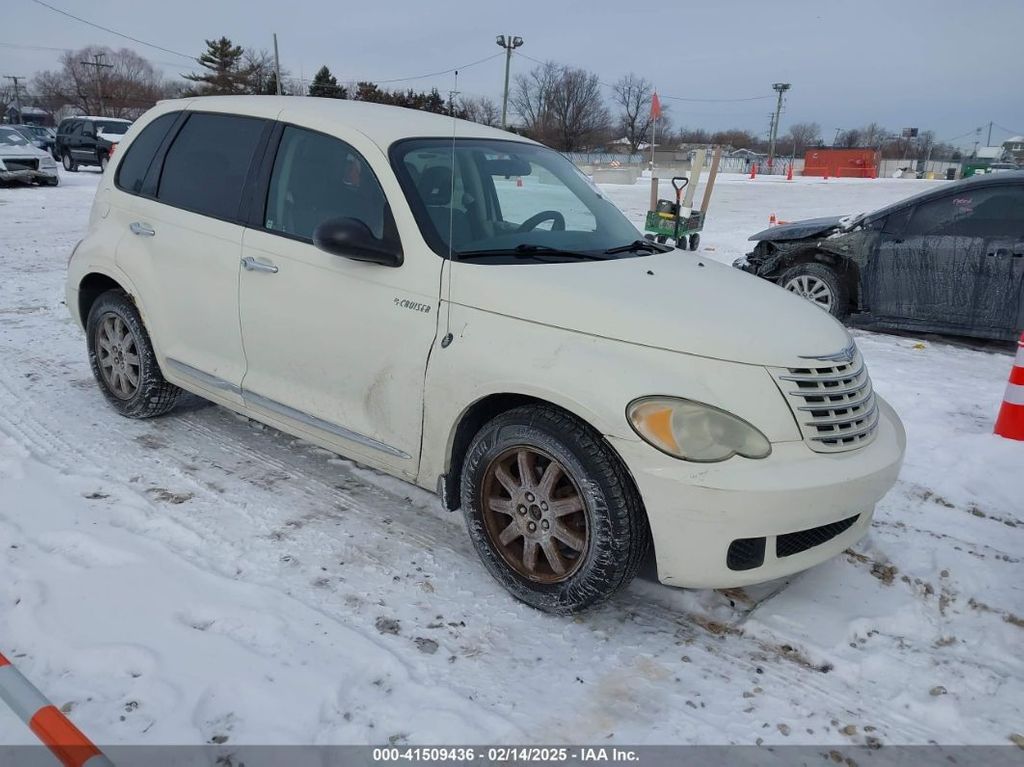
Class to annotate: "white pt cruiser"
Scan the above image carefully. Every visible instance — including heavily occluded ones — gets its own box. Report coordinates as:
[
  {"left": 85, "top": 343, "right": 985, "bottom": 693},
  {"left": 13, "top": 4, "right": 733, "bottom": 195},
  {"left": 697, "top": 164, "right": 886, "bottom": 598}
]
[{"left": 66, "top": 97, "right": 906, "bottom": 613}]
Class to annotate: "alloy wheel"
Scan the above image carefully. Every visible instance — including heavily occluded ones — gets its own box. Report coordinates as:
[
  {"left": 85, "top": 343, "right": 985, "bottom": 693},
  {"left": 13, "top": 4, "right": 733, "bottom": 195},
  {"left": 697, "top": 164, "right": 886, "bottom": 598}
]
[
  {"left": 95, "top": 313, "right": 141, "bottom": 400},
  {"left": 479, "top": 446, "right": 590, "bottom": 584},
  {"left": 785, "top": 274, "right": 834, "bottom": 311}
]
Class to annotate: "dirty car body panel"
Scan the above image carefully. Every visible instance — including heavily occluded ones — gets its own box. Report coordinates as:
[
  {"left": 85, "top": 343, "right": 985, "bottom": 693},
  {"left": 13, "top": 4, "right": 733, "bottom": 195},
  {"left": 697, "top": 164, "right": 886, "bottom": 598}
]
[{"left": 736, "top": 173, "right": 1024, "bottom": 342}]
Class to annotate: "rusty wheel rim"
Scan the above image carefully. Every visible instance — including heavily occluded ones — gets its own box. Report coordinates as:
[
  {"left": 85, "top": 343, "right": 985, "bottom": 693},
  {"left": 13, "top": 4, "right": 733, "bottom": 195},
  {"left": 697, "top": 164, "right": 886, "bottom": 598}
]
[{"left": 479, "top": 446, "right": 589, "bottom": 584}]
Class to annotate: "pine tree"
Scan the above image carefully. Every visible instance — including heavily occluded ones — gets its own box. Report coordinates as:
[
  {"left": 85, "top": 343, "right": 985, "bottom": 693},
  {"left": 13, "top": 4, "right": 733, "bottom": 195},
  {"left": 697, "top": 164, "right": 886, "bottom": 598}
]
[
  {"left": 309, "top": 65, "right": 346, "bottom": 99},
  {"left": 184, "top": 37, "right": 248, "bottom": 95}
]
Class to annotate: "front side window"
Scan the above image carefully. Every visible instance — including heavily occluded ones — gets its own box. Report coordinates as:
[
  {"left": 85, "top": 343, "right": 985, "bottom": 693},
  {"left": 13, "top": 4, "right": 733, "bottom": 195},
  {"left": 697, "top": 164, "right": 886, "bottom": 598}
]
[
  {"left": 264, "top": 126, "right": 387, "bottom": 241},
  {"left": 905, "top": 188, "right": 1024, "bottom": 239},
  {"left": 157, "top": 112, "right": 266, "bottom": 221},
  {"left": 391, "top": 138, "right": 641, "bottom": 259}
]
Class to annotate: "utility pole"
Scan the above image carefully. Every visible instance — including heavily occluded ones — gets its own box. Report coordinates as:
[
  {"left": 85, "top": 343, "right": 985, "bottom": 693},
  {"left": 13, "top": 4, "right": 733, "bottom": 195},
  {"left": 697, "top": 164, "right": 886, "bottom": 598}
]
[
  {"left": 272, "top": 33, "right": 282, "bottom": 95},
  {"left": 987, "top": 120, "right": 993, "bottom": 147},
  {"left": 495, "top": 34, "right": 523, "bottom": 129},
  {"left": 767, "top": 82, "right": 791, "bottom": 168},
  {"left": 3, "top": 75, "right": 24, "bottom": 123},
  {"left": 80, "top": 53, "right": 113, "bottom": 116}
]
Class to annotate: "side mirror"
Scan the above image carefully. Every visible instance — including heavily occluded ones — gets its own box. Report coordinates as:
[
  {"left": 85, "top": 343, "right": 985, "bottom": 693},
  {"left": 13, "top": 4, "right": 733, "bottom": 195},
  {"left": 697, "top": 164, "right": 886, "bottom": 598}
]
[{"left": 313, "top": 217, "right": 403, "bottom": 267}]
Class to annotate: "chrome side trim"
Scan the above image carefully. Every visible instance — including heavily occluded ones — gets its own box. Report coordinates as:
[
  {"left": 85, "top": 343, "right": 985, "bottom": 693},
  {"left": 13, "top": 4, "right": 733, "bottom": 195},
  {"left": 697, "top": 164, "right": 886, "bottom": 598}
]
[
  {"left": 242, "top": 389, "right": 412, "bottom": 460},
  {"left": 164, "top": 357, "right": 411, "bottom": 460},
  {"left": 165, "top": 357, "right": 241, "bottom": 395}
]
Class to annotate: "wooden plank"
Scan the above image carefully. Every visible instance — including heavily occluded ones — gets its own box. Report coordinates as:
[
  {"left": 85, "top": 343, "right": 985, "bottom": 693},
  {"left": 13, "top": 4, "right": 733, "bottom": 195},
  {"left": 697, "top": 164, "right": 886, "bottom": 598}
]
[
  {"left": 683, "top": 148, "right": 705, "bottom": 208},
  {"left": 700, "top": 145, "right": 723, "bottom": 216}
]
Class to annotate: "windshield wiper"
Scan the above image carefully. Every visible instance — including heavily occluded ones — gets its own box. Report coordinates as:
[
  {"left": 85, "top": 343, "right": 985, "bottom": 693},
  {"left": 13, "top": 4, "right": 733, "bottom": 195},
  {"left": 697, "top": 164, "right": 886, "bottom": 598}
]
[
  {"left": 604, "top": 239, "right": 670, "bottom": 255},
  {"left": 456, "top": 244, "right": 608, "bottom": 261}
]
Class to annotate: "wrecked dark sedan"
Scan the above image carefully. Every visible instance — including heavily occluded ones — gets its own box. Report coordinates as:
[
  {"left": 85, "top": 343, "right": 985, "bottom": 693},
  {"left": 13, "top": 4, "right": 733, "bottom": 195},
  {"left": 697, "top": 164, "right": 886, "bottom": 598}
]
[{"left": 735, "top": 172, "right": 1024, "bottom": 342}]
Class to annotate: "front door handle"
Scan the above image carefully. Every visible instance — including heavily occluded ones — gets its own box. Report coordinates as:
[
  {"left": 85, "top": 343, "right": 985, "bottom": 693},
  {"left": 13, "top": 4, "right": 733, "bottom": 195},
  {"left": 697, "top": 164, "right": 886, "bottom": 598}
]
[
  {"left": 241, "top": 256, "right": 279, "bottom": 274},
  {"left": 129, "top": 222, "right": 155, "bottom": 237}
]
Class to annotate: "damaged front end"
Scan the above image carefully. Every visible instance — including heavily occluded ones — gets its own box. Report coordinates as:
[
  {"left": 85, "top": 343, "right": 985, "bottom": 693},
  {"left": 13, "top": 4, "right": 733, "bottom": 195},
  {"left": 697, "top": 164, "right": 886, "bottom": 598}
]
[{"left": 734, "top": 214, "right": 863, "bottom": 278}]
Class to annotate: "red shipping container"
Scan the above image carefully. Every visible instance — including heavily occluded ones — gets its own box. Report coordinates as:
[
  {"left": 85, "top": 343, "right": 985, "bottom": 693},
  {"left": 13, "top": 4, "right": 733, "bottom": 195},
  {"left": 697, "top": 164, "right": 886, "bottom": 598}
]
[{"left": 803, "top": 148, "right": 880, "bottom": 178}]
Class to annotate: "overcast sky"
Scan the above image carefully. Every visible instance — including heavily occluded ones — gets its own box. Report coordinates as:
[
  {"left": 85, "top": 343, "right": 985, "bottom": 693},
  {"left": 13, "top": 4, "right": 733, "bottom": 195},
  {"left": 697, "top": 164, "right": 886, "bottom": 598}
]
[{"left": 5, "top": 0, "right": 1022, "bottom": 147}]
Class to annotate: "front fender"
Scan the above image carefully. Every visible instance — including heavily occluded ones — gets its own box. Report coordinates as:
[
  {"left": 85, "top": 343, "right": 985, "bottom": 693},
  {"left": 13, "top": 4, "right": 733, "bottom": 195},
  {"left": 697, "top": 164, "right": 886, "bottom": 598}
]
[{"left": 417, "top": 305, "right": 801, "bottom": 490}]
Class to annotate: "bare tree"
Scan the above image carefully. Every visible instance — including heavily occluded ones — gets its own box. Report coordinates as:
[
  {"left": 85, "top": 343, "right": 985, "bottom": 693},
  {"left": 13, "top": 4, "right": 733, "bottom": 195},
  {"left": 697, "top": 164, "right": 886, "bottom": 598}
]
[
  {"left": 33, "top": 46, "right": 172, "bottom": 119},
  {"left": 460, "top": 95, "right": 500, "bottom": 127},
  {"left": 511, "top": 62, "right": 610, "bottom": 151},
  {"left": 510, "top": 60, "right": 561, "bottom": 142},
  {"left": 611, "top": 73, "right": 668, "bottom": 153},
  {"left": 785, "top": 121, "right": 821, "bottom": 153}
]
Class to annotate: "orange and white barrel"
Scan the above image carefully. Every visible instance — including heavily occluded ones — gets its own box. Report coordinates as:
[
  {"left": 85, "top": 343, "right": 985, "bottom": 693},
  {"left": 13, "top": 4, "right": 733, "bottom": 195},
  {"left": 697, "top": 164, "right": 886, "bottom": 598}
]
[{"left": 994, "top": 333, "right": 1024, "bottom": 441}]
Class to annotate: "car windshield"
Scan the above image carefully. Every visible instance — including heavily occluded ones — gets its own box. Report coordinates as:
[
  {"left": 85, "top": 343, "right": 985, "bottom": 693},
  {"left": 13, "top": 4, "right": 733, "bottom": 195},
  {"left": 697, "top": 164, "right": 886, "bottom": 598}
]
[
  {"left": 392, "top": 138, "right": 645, "bottom": 260},
  {"left": 0, "top": 128, "right": 30, "bottom": 147},
  {"left": 95, "top": 121, "right": 130, "bottom": 135}
]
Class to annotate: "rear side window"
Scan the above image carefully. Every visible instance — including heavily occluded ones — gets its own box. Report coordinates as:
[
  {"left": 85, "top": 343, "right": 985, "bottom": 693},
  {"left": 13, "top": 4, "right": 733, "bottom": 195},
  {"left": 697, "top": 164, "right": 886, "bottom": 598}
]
[
  {"left": 157, "top": 113, "right": 265, "bottom": 222},
  {"left": 906, "top": 187, "right": 1024, "bottom": 238},
  {"left": 115, "top": 113, "right": 178, "bottom": 195}
]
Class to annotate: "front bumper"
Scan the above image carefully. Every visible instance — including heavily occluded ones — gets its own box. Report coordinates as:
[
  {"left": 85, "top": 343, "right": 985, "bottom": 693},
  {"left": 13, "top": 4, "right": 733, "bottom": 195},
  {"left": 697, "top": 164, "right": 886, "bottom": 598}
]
[
  {"left": 609, "top": 396, "right": 905, "bottom": 589},
  {"left": 0, "top": 165, "right": 58, "bottom": 183}
]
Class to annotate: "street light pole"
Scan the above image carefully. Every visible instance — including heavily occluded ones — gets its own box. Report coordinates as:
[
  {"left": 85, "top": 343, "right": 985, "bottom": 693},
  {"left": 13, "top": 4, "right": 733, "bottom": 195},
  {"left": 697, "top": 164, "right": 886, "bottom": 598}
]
[
  {"left": 768, "top": 82, "right": 791, "bottom": 169},
  {"left": 496, "top": 34, "right": 523, "bottom": 130}
]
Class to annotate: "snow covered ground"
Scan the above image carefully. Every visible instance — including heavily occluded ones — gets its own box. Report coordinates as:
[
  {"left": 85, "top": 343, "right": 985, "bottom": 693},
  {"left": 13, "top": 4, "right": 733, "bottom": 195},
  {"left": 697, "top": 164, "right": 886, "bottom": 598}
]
[{"left": 0, "top": 170, "right": 1021, "bottom": 748}]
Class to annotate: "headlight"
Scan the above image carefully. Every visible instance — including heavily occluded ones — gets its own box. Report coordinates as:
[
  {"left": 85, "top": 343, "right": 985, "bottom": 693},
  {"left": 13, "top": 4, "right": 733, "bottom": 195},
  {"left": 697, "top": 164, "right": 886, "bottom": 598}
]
[{"left": 627, "top": 397, "right": 771, "bottom": 462}]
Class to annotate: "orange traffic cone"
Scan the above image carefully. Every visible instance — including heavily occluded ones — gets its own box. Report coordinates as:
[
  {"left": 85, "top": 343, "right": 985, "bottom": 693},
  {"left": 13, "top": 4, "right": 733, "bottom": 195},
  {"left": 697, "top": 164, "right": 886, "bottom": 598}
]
[
  {"left": 769, "top": 213, "right": 777, "bottom": 226},
  {"left": 786, "top": 164, "right": 794, "bottom": 181},
  {"left": 750, "top": 163, "right": 758, "bottom": 180},
  {"left": 995, "top": 333, "right": 1024, "bottom": 441}
]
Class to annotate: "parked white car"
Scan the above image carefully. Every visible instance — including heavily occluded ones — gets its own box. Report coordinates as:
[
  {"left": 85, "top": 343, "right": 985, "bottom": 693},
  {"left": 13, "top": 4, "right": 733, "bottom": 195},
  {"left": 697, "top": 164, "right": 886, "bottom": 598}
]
[
  {"left": 0, "top": 126, "right": 59, "bottom": 186},
  {"left": 66, "top": 97, "right": 906, "bottom": 612}
]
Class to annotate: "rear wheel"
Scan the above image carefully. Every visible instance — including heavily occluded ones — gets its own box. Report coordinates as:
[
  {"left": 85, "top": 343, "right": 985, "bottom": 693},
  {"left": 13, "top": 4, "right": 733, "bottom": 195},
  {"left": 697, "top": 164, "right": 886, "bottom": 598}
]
[
  {"left": 688, "top": 233, "right": 700, "bottom": 251},
  {"left": 460, "top": 405, "right": 649, "bottom": 613},
  {"left": 62, "top": 151, "right": 78, "bottom": 172},
  {"left": 781, "top": 261, "right": 848, "bottom": 319},
  {"left": 86, "top": 290, "right": 181, "bottom": 418}
]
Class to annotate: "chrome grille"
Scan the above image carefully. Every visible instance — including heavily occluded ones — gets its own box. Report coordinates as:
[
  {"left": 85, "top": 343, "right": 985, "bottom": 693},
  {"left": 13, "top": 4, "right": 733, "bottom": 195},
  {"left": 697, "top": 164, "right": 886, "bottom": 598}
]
[{"left": 775, "top": 350, "right": 878, "bottom": 452}]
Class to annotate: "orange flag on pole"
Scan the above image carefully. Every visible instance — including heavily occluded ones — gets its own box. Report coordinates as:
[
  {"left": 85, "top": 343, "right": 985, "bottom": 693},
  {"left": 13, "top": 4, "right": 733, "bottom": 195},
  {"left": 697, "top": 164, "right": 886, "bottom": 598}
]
[{"left": 650, "top": 92, "right": 662, "bottom": 120}]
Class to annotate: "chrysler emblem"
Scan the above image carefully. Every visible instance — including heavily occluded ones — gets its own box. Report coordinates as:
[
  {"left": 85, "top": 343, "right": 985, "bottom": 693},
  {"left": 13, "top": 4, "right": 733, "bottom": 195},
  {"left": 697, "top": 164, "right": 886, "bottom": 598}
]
[{"left": 800, "top": 342, "right": 857, "bottom": 364}]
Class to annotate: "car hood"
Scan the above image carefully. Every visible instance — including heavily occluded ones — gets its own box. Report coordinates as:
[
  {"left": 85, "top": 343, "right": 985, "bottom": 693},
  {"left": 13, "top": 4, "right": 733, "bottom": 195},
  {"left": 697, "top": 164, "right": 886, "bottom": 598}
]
[
  {"left": 748, "top": 215, "right": 847, "bottom": 242},
  {"left": 0, "top": 143, "right": 49, "bottom": 159},
  {"left": 451, "top": 251, "right": 852, "bottom": 368}
]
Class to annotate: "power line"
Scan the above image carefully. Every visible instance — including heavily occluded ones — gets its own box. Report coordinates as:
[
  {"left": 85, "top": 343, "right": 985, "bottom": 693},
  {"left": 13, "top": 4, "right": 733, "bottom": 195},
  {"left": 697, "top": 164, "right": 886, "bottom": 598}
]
[{"left": 28, "top": 0, "right": 196, "bottom": 61}]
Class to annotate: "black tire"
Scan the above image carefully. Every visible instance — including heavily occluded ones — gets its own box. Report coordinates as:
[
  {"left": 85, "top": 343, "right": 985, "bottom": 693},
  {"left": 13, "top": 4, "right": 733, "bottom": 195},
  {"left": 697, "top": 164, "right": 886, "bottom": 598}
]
[
  {"left": 779, "top": 261, "right": 849, "bottom": 319},
  {"left": 460, "top": 405, "right": 650, "bottom": 614},
  {"left": 688, "top": 233, "right": 700, "bottom": 251},
  {"left": 62, "top": 151, "right": 78, "bottom": 172},
  {"left": 86, "top": 290, "right": 181, "bottom": 418},
  {"left": 41, "top": 177, "right": 59, "bottom": 187}
]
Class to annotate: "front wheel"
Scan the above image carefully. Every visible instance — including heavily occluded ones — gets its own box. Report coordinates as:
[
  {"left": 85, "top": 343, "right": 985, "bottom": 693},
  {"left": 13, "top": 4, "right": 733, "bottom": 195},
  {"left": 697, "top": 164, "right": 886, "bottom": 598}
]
[
  {"left": 86, "top": 290, "right": 182, "bottom": 418},
  {"left": 780, "top": 261, "right": 848, "bottom": 319},
  {"left": 460, "top": 405, "right": 650, "bottom": 613},
  {"left": 62, "top": 151, "right": 78, "bottom": 172}
]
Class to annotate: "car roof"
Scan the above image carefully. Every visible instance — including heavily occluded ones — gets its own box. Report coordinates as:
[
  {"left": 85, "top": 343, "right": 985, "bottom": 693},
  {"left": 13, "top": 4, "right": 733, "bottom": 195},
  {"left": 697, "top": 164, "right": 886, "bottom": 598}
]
[
  {"left": 150, "top": 95, "right": 536, "bottom": 151},
  {"left": 865, "top": 171, "right": 1024, "bottom": 222}
]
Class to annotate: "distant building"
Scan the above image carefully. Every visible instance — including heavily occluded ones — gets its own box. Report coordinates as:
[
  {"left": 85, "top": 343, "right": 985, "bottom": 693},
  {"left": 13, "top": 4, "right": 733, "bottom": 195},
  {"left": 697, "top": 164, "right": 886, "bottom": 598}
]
[
  {"left": 975, "top": 145, "right": 1007, "bottom": 161},
  {"left": 3, "top": 106, "right": 54, "bottom": 127},
  {"left": 1003, "top": 136, "right": 1024, "bottom": 162}
]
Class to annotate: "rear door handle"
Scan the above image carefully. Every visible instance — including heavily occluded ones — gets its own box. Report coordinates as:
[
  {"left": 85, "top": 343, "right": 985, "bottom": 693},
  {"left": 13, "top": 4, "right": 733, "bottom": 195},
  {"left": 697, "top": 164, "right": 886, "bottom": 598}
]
[
  {"left": 129, "top": 222, "right": 155, "bottom": 237},
  {"left": 241, "top": 256, "right": 279, "bottom": 274}
]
